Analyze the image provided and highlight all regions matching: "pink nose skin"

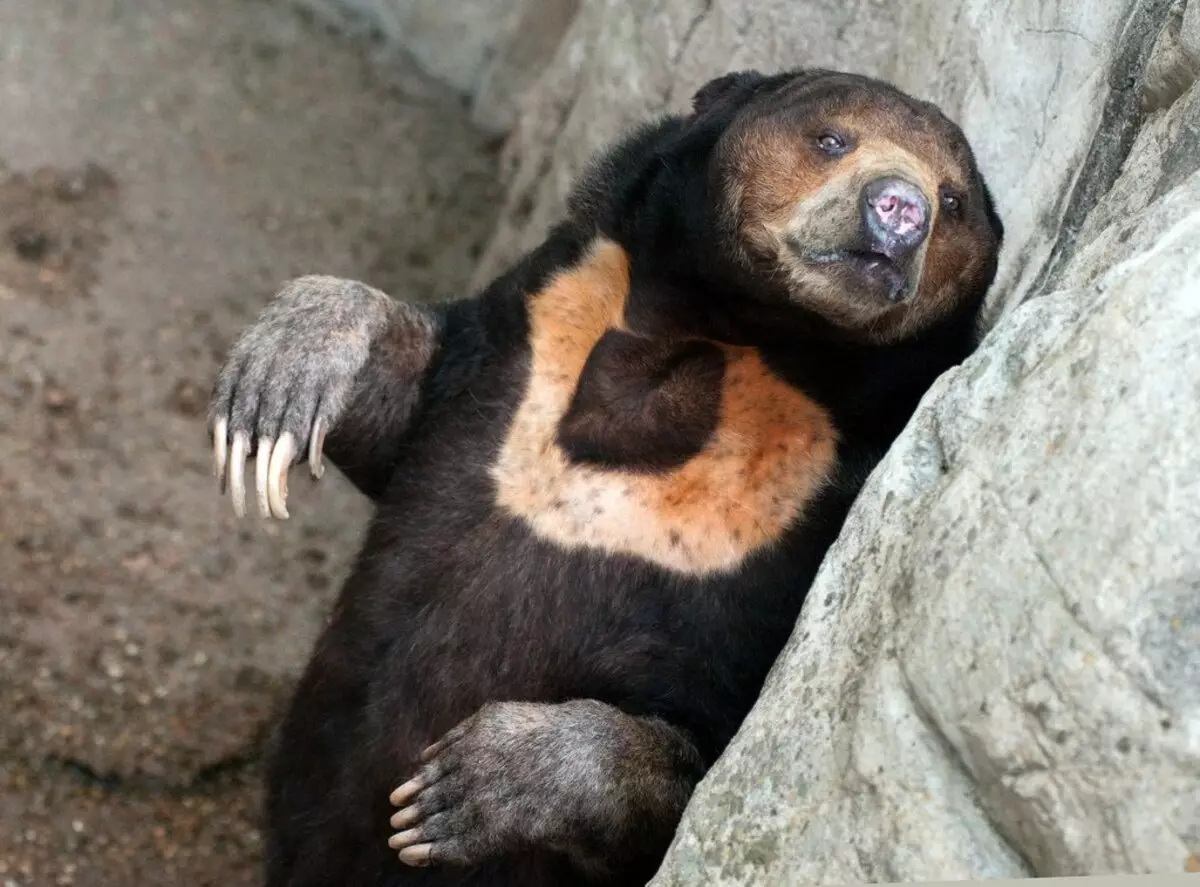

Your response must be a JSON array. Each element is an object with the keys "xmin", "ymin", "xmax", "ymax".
[
  {"xmin": 862, "ymin": 177, "xmax": 930, "ymax": 259},
  {"xmin": 872, "ymin": 191, "xmax": 924, "ymax": 236}
]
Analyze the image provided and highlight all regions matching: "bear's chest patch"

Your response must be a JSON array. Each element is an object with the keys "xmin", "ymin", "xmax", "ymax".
[{"xmin": 490, "ymin": 239, "xmax": 839, "ymax": 577}]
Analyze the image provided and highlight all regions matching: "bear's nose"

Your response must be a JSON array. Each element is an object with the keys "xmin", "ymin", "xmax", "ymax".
[{"xmin": 862, "ymin": 177, "xmax": 930, "ymax": 259}]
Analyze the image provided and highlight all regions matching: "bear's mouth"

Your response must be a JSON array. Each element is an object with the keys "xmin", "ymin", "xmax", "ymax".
[
  {"xmin": 803, "ymin": 248, "xmax": 909, "ymax": 303},
  {"xmin": 842, "ymin": 250, "xmax": 907, "ymax": 302}
]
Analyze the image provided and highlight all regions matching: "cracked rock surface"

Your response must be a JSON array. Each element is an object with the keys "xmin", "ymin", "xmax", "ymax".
[{"xmin": 0, "ymin": 0, "xmax": 501, "ymax": 883}]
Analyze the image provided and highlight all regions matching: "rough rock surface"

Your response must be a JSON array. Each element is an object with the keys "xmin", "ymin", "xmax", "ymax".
[
  {"xmin": 293, "ymin": 0, "xmax": 580, "ymax": 133},
  {"xmin": 294, "ymin": 0, "xmax": 525, "ymax": 97}
]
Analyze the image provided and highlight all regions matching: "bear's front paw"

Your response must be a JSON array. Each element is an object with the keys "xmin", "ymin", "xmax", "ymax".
[
  {"xmin": 386, "ymin": 709, "xmax": 525, "ymax": 869},
  {"xmin": 208, "ymin": 275, "xmax": 392, "ymax": 519},
  {"xmin": 386, "ymin": 701, "xmax": 610, "ymax": 869}
]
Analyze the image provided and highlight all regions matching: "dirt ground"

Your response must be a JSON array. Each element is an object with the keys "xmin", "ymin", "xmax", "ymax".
[{"xmin": 0, "ymin": 1, "xmax": 504, "ymax": 884}]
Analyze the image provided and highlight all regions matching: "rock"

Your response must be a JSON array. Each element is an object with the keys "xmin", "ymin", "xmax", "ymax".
[
  {"xmin": 644, "ymin": 10, "xmax": 1200, "ymax": 886},
  {"xmin": 1144, "ymin": 0, "xmax": 1200, "ymax": 112},
  {"xmin": 1182, "ymin": 0, "xmax": 1200, "ymax": 63},
  {"xmin": 294, "ymin": 0, "xmax": 522, "ymax": 96},
  {"xmin": 468, "ymin": 0, "xmax": 581, "ymax": 135},
  {"xmin": 293, "ymin": 0, "xmax": 579, "ymax": 133}
]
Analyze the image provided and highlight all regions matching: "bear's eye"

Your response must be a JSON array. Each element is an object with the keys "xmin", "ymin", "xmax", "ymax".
[
  {"xmin": 816, "ymin": 132, "xmax": 849, "ymax": 156},
  {"xmin": 940, "ymin": 190, "xmax": 964, "ymax": 216}
]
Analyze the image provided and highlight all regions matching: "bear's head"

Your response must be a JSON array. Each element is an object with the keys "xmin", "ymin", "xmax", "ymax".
[{"xmin": 692, "ymin": 68, "xmax": 1004, "ymax": 343}]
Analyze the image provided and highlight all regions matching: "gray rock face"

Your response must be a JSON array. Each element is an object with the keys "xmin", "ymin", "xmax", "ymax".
[
  {"xmin": 292, "ymin": 0, "xmax": 579, "ymax": 133},
  {"xmin": 294, "ymin": 0, "xmax": 522, "ymax": 95}
]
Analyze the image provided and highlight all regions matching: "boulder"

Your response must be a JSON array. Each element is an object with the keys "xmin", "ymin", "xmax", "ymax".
[{"xmin": 292, "ymin": 0, "xmax": 579, "ymax": 134}]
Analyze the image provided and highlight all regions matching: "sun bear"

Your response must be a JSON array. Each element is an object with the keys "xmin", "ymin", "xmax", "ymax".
[{"xmin": 206, "ymin": 68, "xmax": 1004, "ymax": 887}]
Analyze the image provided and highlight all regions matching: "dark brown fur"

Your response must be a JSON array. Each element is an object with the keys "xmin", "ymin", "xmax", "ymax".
[
  {"xmin": 557, "ymin": 331, "xmax": 725, "ymax": 472},
  {"xmin": 206, "ymin": 68, "xmax": 1004, "ymax": 887}
]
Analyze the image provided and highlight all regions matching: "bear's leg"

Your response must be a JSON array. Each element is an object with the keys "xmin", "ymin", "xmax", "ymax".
[
  {"xmin": 262, "ymin": 618, "xmax": 375, "ymax": 887},
  {"xmin": 386, "ymin": 699, "xmax": 706, "ymax": 881}
]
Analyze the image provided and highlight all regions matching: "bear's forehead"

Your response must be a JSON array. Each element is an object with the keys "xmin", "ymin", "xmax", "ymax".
[
  {"xmin": 727, "ymin": 119, "xmax": 968, "ymax": 191},
  {"xmin": 758, "ymin": 75, "xmax": 973, "ymax": 169}
]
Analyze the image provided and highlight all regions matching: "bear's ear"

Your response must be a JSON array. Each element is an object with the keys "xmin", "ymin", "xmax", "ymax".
[{"xmin": 689, "ymin": 69, "xmax": 768, "ymax": 116}]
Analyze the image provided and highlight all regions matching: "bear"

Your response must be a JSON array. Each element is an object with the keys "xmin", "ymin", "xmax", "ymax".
[{"xmin": 206, "ymin": 67, "xmax": 1004, "ymax": 887}]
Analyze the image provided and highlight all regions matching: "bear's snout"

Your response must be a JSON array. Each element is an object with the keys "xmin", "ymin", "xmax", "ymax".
[{"xmin": 861, "ymin": 176, "xmax": 930, "ymax": 262}]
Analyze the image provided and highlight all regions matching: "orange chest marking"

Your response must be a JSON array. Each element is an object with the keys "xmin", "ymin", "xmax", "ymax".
[{"xmin": 490, "ymin": 238, "xmax": 839, "ymax": 577}]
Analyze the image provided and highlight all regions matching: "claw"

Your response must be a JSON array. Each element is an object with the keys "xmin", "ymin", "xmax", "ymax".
[
  {"xmin": 419, "ymin": 738, "xmax": 450, "ymax": 763},
  {"xmin": 389, "ymin": 777, "xmax": 424, "ymax": 807},
  {"xmin": 389, "ymin": 806, "xmax": 421, "ymax": 831},
  {"xmin": 256, "ymin": 437, "xmax": 274, "ymax": 518},
  {"xmin": 267, "ymin": 432, "xmax": 296, "ymax": 519},
  {"xmin": 308, "ymin": 417, "xmax": 327, "ymax": 480},
  {"xmin": 388, "ymin": 827, "xmax": 425, "ymax": 851},
  {"xmin": 229, "ymin": 431, "xmax": 249, "ymax": 518},
  {"xmin": 213, "ymin": 417, "xmax": 229, "ymax": 493},
  {"xmin": 397, "ymin": 843, "xmax": 434, "ymax": 867},
  {"xmin": 420, "ymin": 720, "xmax": 469, "ymax": 763}
]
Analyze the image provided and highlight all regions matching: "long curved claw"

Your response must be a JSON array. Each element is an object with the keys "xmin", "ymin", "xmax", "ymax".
[
  {"xmin": 229, "ymin": 431, "xmax": 250, "ymax": 518},
  {"xmin": 213, "ymin": 416, "xmax": 229, "ymax": 493},
  {"xmin": 267, "ymin": 432, "xmax": 297, "ymax": 519},
  {"xmin": 308, "ymin": 417, "xmax": 327, "ymax": 480},
  {"xmin": 389, "ymin": 776, "xmax": 425, "ymax": 808},
  {"xmin": 395, "ymin": 840, "xmax": 435, "ymax": 867},
  {"xmin": 255, "ymin": 436, "xmax": 274, "ymax": 518}
]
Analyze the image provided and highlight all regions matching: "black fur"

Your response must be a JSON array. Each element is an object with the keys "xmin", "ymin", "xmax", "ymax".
[
  {"xmin": 207, "ymin": 67, "xmax": 1004, "ymax": 887},
  {"xmin": 557, "ymin": 331, "xmax": 726, "ymax": 471}
]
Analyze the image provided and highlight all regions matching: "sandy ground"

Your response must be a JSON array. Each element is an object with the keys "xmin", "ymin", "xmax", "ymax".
[{"xmin": 0, "ymin": 2, "xmax": 503, "ymax": 884}]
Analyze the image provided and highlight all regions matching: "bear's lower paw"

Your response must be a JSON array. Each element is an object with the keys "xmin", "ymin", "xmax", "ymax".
[
  {"xmin": 387, "ymin": 740, "xmax": 501, "ymax": 869},
  {"xmin": 387, "ymin": 701, "xmax": 613, "ymax": 870}
]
